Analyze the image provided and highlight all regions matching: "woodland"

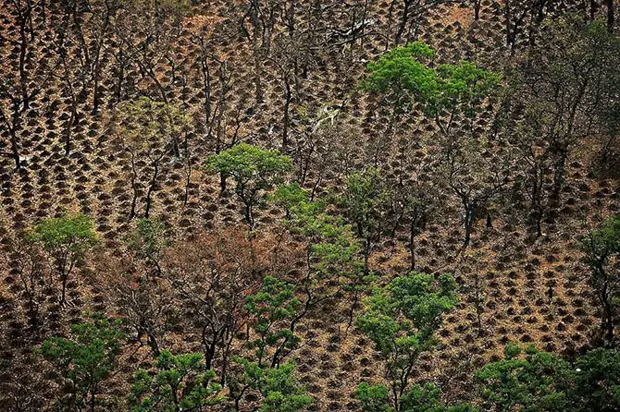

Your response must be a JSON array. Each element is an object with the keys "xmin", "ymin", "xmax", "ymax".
[{"xmin": 0, "ymin": 0, "xmax": 619, "ymax": 411}]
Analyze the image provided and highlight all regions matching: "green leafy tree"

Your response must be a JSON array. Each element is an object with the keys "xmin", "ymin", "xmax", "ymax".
[
  {"xmin": 400, "ymin": 383, "xmax": 478, "ymax": 412},
  {"xmin": 278, "ymin": 186, "xmax": 369, "ymax": 330},
  {"xmin": 429, "ymin": 61, "xmax": 500, "ymax": 135},
  {"xmin": 271, "ymin": 182, "xmax": 308, "ymax": 219},
  {"xmin": 362, "ymin": 43, "xmax": 501, "ymax": 246},
  {"xmin": 40, "ymin": 316, "xmax": 124, "ymax": 412},
  {"xmin": 572, "ymin": 348, "xmax": 620, "ymax": 411},
  {"xmin": 230, "ymin": 360, "xmax": 312, "ymax": 412},
  {"xmin": 360, "ymin": 42, "xmax": 436, "ymax": 132},
  {"xmin": 129, "ymin": 350, "xmax": 223, "ymax": 412},
  {"xmin": 206, "ymin": 143, "xmax": 292, "ymax": 228},
  {"xmin": 354, "ymin": 382, "xmax": 391, "ymax": 412},
  {"xmin": 29, "ymin": 214, "xmax": 98, "ymax": 305},
  {"xmin": 582, "ymin": 214, "xmax": 620, "ymax": 343},
  {"xmin": 355, "ymin": 382, "xmax": 477, "ymax": 412},
  {"xmin": 126, "ymin": 218, "xmax": 168, "ymax": 278},
  {"xmin": 361, "ymin": 42, "xmax": 499, "ymax": 135},
  {"xmin": 250, "ymin": 360, "xmax": 312, "ymax": 412},
  {"xmin": 356, "ymin": 272, "xmax": 458, "ymax": 410},
  {"xmin": 476, "ymin": 343, "xmax": 574, "ymax": 411},
  {"xmin": 342, "ymin": 168, "xmax": 391, "ymax": 275},
  {"xmin": 245, "ymin": 276, "xmax": 301, "ymax": 368}
]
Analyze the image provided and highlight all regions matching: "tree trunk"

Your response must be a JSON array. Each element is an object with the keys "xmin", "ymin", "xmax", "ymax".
[
  {"xmin": 463, "ymin": 204, "xmax": 476, "ymax": 248},
  {"xmin": 144, "ymin": 161, "xmax": 159, "ymax": 219},
  {"xmin": 65, "ymin": 97, "xmax": 77, "ymax": 156},
  {"xmin": 282, "ymin": 78, "xmax": 291, "ymax": 148},
  {"xmin": 89, "ymin": 390, "xmax": 96, "ymax": 412},
  {"xmin": 129, "ymin": 152, "xmax": 138, "ymax": 220},
  {"xmin": 61, "ymin": 274, "xmax": 68, "ymax": 305},
  {"xmin": 552, "ymin": 152, "xmax": 567, "ymax": 201},
  {"xmin": 395, "ymin": 0, "xmax": 412, "ymax": 44},
  {"xmin": 9, "ymin": 125, "xmax": 21, "ymax": 170}
]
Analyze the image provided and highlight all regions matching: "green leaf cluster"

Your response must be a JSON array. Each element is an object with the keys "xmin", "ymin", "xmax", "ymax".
[
  {"xmin": 356, "ymin": 272, "xmax": 457, "ymax": 409},
  {"xmin": 40, "ymin": 316, "xmax": 125, "ymax": 410},
  {"xmin": 477, "ymin": 344, "xmax": 620, "ymax": 412},
  {"xmin": 245, "ymin": 276, "xmax": 301, "ymax": 366},
  {"xmin": 129, "ymin": 350, "xmax": 223, "ymax": 411},
  {"xmin": 360, "ymin": 42, "xmax": 500, "ymax": 118},
  {"xmin": 234, "ymin": 359, "xmax": 313, "ymax": 412},
  {"xmin": 29, "ymin": 214, "xmax": 98, "ymax": 255}
]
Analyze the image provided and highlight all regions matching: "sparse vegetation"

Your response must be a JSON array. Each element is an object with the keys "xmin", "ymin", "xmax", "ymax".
[{"xmin": 0, "ymin": 1, "xmax": 617, "ymax": 411}]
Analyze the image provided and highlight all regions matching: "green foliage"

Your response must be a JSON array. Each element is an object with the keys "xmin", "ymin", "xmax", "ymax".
[
  {"xmin": 400, "ymin": 383, "xmax": 443, "ymax": 411},
  {"xmin": 343, "ymin": 168, "xmax": 390, "ymax": 241},
  {"xmin": 354, "ymin": 382, "xmax": 478, "ymax": 412},
  {"xmin": 431, "ymin": 61, "xmax": 500, "ymax": 119},
  {"xmin": 476, "ymin": 345, "xmax": 620, "ymax": 412},
  {"xmin": 361, "ymin": 42, "xmax": 436, "ymax": 110},
  {"xmin": 573, "ymin": 348, "xmax": 620, "ymax": 411},
  {"xmin": 280, "ymin": 186, "xmax": 370, "ymax": 303},
  {"xmin": 29, "ymin": 214, "xmax": 98, "ymax": 303},
  {"xmin": 234, "ymin": 359, "xmax": 313, "ymax": 411},
  {"xmin": 126, "ymin": 218, "xmax": 168, "ymax": 274},
  {"xmin": 356, "ymin": 272, "xmax": 458, "ymax": 409},
  {"xmin": 354, "ymin": 382, "xmax": 391, "ymax": 412},
  {"xmin": 206, "ymin": 143, "xmax": 292, "ymax": 226},
  {"xmin": 40, "ymin": 316, "xmax": 124, "ymax": 410},
  {"xmin": 271, "ymin": 182, "xmax": 309, "ymax": 218},
  {"xmin": 476, "ymin": 344, "xmax": 573, "ymax": 411},
  {"xmin": 129, "ymin": 350, "xmax": 223, "ymax": 411},
  {"xmin": 361, "ymin": 42, "xmax": 500, "ymax": 123},
  {"xmin": 29, "ymin": 214, "xmax": 98, "ymax": 256},
  {"xmin": 245, "ymin": 276, "xmax": 301, "ymax": 367},
  {"xmin": 582, "ymin": 214, "xmax": 620, "ymax": 342},
  {"xmin": 582, "ymin": 214, "xmax": 620, "ymax": 267}
]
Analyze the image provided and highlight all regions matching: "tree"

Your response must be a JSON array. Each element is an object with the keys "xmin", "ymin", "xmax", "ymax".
[
  {"xmin": 355, "ymin": 272, "xmax": 458, "ymax": 410},
  {"xmin": 573, "ymin": 348, "xmax": 620, "ymax": 411},
  {"xmin": 4, "ymin": 232, "xmax": 48, "ymax": 330},
  {"xmin": 28, "ymin": 214, "xmax": 97, "ymax": 305},
  {"xmin": 162, "ymin": 227, "xmax": 280, "ymax": 383},
  {"xmin": 388, "ymin": 0, "xmax": 453, "ymax": 45},
  {"xmin": 361, "ymin": 43, "xmax": 500, "ymax": 136},
  {"xmin": 442, "ymin": 131, "xmax": 511, "ymax": 248},
  {"xmin": 0, "ymin": 0, "xmax": 49, "ymax": 170},
  {"xmin": 40, "ymin": 316, "xmax": 125, "ymax": 412},
  {"xmin": 387, "ymin": 138, "xmax": 438, "ymax": 270},
  {"xmin": 126, "ymin": 218, "xmax": 168, "ymax": 278},
  {"xmin": 206, "ymin": 143, "xmax": 292, "ymax": 228},
  {"xmin": 129, "ymin": 351, "xmax": 223, "ymax": 412},
  {"xmin": 234, "ymin": 360, "xmax": 313, "ymax": 412},
  {"xmin": 115, "ymin": 97, "xmax": 190, "ymax": 219},
  {"xmin": 509, "ymin": 17, "xmax": 620, "ymax": 200},
  {"xmin": 245, "ymin": 276, "xmax": 302, "ymax": 369},
  {"xmin": 354, "ymin": 382, "xmax": 391, "ymax": 412},
  {"xmin": 275, "ymin": 186, "xmax": 369, "ymax": 330},
  {"xmin": 400, "ymin": 383, "xmax": 478, "ymax": 412},
  {"xmin": 582, "ymin": 214, "xmax": 620, "ymax": 344},
  {"xmin": 342, "ymin": 168, "xmax": 391, "ymax": 275},
  {"xmin": 476, "ymin": 343, "xmax": 574, "ymax": 411},
  {"xmin": 476, "ymin": 345, "xmax": 620, "ymax": 412},
  {"xmin": 98, "ymin": 250, "xmax": 175, "ymax": 357},
  {"xmin": 362, "ymin": 43, "xmax": 503, "ymax": 247},
  {"xmin": 360, "ymin": 42, "xmax": 436, "ymax": 134}
]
